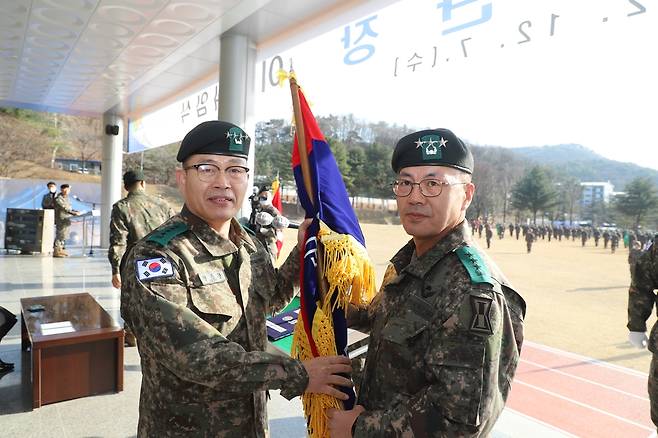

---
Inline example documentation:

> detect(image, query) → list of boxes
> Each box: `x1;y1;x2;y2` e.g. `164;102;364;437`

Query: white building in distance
581;181;615;206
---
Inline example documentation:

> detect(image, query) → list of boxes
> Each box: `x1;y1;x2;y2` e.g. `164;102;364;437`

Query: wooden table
20;293;124;408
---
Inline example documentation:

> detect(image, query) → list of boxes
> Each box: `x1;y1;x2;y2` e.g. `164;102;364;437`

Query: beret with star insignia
391;128;473;174
177;120;250;162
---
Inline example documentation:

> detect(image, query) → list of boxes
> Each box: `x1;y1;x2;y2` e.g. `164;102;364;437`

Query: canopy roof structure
0;0;394;119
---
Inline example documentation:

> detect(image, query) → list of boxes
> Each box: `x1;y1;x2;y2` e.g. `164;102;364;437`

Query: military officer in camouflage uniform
121;121;352;437
627;240;658;430
109;169;175;346
109;169;175;289
328;128;526;437
53;184;81;257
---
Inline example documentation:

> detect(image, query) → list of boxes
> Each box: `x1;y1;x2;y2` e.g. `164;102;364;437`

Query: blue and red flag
289;81;375;437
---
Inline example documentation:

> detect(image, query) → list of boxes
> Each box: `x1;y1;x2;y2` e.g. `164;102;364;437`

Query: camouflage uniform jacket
627;245;658;352
253;203;282;256
108;190;175;275
354;222;526;437
121;207;307;438
54;193;75;225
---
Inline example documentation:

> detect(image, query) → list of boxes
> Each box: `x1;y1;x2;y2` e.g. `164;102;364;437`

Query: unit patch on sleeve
469;295;493;335
136;257;175;281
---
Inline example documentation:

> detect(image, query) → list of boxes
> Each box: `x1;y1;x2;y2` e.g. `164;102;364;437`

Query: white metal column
218;33;256;217
100;113;123;248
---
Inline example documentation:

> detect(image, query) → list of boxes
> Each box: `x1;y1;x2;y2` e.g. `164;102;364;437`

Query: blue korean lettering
341;15;378;65
436;0;492;35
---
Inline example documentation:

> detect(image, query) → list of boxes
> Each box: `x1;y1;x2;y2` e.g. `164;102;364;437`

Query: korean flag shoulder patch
136;257;175;281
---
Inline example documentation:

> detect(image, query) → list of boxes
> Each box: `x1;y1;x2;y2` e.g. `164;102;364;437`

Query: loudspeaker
105;124;119;136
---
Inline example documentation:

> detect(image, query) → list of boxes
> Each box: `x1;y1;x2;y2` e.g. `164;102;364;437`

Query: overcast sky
255;0;656;170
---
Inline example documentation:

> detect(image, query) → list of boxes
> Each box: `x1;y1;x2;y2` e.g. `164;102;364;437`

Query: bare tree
0;114;50;176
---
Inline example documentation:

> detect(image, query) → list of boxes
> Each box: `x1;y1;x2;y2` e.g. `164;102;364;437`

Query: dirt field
280;223;655;374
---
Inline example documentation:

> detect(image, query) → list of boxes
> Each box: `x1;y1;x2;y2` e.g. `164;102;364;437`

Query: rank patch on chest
469;295;493;335
136;257;174;281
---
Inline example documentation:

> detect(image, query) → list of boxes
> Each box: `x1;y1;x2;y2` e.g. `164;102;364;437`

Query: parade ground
0;222;655;437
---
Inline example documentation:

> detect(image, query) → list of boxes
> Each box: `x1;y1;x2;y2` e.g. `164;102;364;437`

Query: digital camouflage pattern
353;222;526;437
108;190;175;275
627;244;658;428
54;193;76;250
252;203;283;261
121;207;307;437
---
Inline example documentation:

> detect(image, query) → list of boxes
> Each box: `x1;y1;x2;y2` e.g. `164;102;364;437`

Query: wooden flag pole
289;76;329;307
289;76;314;208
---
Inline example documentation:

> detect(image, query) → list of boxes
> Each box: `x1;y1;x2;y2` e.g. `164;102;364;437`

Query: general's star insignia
415;138;424;149
439;137;448;148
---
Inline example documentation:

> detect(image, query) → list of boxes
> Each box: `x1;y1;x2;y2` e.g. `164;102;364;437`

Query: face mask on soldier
49;187;56;193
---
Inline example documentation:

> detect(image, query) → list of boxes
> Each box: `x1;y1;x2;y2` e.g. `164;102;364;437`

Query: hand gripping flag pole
289;75;376;438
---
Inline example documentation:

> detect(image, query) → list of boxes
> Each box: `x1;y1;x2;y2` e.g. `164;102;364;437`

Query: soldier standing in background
581;229;588;247
509;223;514;237
329;128;525;437
485;223;493;249
627;241;658;432
525;227;536;253
603;229;611;249
41;181;57;210
53;184;81;257
611;231;620;254
515;223;521;240
108;170;175;346
593;228;601;247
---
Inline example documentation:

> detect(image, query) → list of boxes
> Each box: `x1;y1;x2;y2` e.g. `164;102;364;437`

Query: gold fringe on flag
291;220;376;438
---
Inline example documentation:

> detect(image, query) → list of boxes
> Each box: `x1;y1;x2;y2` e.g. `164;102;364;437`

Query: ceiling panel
0;0;396;118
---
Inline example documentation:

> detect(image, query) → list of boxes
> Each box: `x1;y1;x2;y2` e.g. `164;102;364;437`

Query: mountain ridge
490;143;658;190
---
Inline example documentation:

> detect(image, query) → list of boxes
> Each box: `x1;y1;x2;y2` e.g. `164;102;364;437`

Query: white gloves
272;215;289;230
255;211;274;226
628;331;648;349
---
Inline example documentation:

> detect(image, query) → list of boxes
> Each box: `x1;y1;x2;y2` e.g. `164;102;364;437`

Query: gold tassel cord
290;220;377;437
292;308;342;437
318;221;376;313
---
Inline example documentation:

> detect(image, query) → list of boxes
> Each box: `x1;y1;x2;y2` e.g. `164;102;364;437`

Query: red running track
507;341;656;437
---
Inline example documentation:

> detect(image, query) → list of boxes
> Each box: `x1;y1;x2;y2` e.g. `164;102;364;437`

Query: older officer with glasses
328;128;526;437
121;120;352;438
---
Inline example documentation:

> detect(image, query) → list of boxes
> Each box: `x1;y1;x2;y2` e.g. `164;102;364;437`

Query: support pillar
100;113;123;248
218;33;256;218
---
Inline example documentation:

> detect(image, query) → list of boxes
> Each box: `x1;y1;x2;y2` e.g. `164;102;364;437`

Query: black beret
177;120;250;162
60;184;70;189
47;181;56;186
391;128;473;174
123;170;145;186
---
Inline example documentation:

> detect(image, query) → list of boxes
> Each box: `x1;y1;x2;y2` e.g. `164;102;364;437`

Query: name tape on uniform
136;257;174;281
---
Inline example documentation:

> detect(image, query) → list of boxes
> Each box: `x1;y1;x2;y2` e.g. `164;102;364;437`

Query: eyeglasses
183;163;249;182
392;179;467;197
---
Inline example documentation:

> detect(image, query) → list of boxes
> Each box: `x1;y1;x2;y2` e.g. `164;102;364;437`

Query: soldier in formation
525;227;536;253
485;223;493;249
